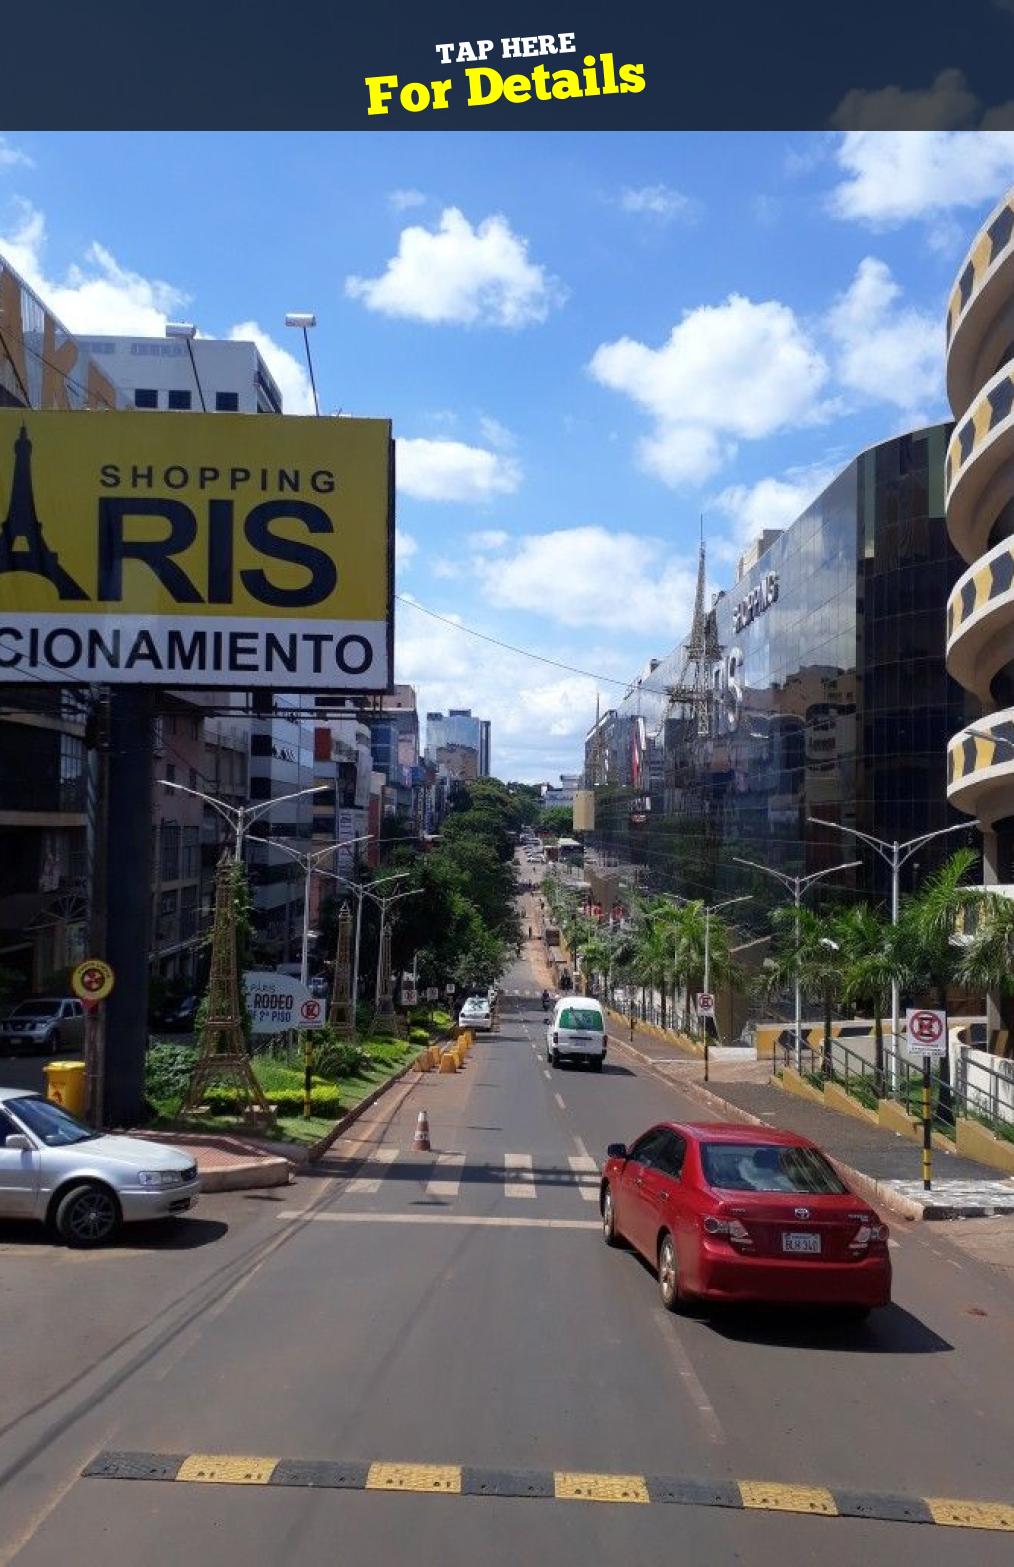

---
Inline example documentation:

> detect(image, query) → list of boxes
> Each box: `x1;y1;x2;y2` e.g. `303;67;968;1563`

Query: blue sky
3;129;1014;780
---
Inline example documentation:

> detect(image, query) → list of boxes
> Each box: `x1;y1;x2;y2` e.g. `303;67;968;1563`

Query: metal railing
779;1032;1014;1142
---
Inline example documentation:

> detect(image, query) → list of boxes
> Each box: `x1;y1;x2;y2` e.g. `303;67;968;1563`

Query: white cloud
0;138;33;169
589;295;830;486
395;528;418;566
828;129;1014;224
227;320;315;415
345;207;564;327
825;257;942;411
395;599;600;781
710;464;839;563
477;414;516;449
477;526;698;637
469;529;509;551
388;188;426;211
619;184;698;222
0;201;187;334
396;437;522;501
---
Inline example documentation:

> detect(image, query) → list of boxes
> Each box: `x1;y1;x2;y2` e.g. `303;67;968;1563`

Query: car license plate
783;1232;821;1255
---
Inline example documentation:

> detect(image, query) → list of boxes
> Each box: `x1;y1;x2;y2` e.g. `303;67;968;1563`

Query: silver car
0;1088;200;1246
0;998;86;1056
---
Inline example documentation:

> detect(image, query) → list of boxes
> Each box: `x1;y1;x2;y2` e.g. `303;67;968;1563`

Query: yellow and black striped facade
945;183;1014;833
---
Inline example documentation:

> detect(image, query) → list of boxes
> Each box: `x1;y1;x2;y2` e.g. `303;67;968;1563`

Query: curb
304;1054;423;1163
198;1158;293;1194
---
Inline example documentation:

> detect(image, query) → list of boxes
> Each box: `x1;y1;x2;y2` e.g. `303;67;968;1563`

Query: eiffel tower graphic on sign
0;423;86;599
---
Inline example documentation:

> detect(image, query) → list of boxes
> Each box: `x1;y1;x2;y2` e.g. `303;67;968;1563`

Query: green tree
761;906;848;1076
540;805;574;836
900;847;982;1120
837;904;909;1095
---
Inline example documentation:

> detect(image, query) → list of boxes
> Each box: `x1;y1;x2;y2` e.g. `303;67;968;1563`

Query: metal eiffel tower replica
663;526;719;739
327;904;355;1037
180;854;274;1119
0;424;86;598
370;921;401;1037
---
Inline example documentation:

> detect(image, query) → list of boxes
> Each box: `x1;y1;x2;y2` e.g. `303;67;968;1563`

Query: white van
547;997;607;1070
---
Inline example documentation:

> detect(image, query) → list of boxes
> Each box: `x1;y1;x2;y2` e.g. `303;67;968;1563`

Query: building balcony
946;188;1014;420
945;359;1014;567
946;534;1014;702
947;711;1014;826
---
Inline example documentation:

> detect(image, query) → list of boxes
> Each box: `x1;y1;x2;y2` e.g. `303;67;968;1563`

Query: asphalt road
3;947;1014;1564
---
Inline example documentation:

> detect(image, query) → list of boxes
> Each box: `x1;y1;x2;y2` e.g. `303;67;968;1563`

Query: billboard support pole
102;688;154;1127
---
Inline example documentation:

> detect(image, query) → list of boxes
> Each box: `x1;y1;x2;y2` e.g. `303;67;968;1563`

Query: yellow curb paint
926;1498;1014;1531
176;1455;277;1485
366;1463;461;1493
739;1481;837;1515
554;1471;649;1504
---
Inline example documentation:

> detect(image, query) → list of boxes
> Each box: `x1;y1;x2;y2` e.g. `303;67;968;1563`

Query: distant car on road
600;1122;891;1318
458;996;493;1032
0;998;86;1056
0;1088;200;1246
309;976;329;999
160;994;199;1033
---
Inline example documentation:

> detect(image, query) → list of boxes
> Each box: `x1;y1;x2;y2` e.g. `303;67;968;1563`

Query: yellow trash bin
45;1060;87;1117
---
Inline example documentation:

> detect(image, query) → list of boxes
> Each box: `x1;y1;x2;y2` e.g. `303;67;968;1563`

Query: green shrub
145;1041;199;1104
409;1026;430;1045
203;1081;343;1117
312;1034;371;1079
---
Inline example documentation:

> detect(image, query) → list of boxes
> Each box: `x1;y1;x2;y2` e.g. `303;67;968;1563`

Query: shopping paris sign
0;410;393;688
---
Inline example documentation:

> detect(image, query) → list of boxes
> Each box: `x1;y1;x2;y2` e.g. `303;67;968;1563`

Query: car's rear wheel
551;1048;560;1067
834;1304;872;1324
601;1184;623;1247
55;1182;121;1248
46;1028;61;1056
658;1232;684;1313
591;1056;604;1072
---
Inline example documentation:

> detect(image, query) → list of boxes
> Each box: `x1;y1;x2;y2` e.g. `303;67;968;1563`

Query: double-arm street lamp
808;815;976;1073
332;870;409;1017
365;885;424;1007
260;835;373;984
162;778;328;864
734;857;861;1073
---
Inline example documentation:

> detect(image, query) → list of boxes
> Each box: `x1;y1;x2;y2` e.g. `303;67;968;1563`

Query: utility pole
85;689;110;1124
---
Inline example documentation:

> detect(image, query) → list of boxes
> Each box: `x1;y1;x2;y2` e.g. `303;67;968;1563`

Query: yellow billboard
0;410;393;689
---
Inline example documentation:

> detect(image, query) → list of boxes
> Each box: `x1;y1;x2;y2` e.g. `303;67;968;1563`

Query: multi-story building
245;697;317;963
0;253;125;992
585;423;978;920
425;708;491;778
943;185;1014;1048
542;774;580;809
75;335;283;415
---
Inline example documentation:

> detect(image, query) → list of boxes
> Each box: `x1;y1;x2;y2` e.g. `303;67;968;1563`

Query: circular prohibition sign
908;1009;944;1047
71;958;115;1003
299;998;323;1024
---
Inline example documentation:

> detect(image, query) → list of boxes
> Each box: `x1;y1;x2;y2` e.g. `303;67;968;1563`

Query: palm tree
761;906;848;1077
957;890;1014;1057
900;847;982;1122
631;900;680;1028
837;903;910;1096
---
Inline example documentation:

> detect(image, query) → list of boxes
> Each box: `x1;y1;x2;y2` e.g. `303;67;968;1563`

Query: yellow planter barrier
956;1118;1014;1175
439;1051;457;1074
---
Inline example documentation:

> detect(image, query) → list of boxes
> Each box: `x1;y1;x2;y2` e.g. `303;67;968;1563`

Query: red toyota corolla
600;1122;891;1318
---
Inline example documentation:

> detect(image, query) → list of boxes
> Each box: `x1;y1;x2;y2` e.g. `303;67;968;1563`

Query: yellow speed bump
555;1471;649;1504
739;1481;837;1515
366;1462;461;1493
927;1498;1014;1530
177;1454;277;1485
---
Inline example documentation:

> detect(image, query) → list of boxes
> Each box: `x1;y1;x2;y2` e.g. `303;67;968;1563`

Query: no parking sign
905;1007;947;1058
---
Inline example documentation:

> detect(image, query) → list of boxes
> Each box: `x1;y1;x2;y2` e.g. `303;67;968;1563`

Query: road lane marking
554;1092;566;1109
505;1152;537;1199
650;1313;725;1445
83;1452;1014;1532
573;1135;593;1161
276;1211;599;1230
425;1152;465;1201
344;1145;399;1195
567;1154;599;1201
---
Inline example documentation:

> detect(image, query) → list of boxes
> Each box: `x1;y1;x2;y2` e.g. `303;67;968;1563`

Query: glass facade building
587;425;979;918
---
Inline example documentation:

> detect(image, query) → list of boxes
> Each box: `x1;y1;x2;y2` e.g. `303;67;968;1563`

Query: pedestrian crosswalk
338;1146;601;1207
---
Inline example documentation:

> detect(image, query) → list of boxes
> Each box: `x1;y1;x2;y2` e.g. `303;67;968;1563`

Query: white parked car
458;996;493;1032
0;1088;200;1246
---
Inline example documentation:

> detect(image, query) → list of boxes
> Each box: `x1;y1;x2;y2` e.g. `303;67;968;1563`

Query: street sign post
71;959;115;1002
444;983;456;997
906;1008;947;1190
72;960;114;1125
401;973;418;1008
697;992;716;1082
425;987;439;1002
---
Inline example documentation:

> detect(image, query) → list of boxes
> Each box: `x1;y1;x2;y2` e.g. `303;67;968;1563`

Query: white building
75;335;283;414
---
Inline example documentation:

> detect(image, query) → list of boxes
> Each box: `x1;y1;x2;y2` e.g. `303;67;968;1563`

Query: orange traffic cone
413;1109;431;1152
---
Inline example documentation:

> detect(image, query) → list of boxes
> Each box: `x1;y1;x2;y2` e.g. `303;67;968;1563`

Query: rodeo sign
244;971;325;1034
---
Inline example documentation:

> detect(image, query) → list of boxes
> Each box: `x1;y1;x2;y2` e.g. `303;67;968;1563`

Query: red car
600;1122;891;1318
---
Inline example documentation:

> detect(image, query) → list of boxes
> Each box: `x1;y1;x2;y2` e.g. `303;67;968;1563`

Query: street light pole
808;816;975;1080
284;312;320;416
363;886;423;1009
260;836;373;985
734;857;861;1073
161;778;329;864
331;871;409;1025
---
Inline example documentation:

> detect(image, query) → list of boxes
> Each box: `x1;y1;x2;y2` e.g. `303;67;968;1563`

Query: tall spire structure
0;424;86;599
664;524;719;738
